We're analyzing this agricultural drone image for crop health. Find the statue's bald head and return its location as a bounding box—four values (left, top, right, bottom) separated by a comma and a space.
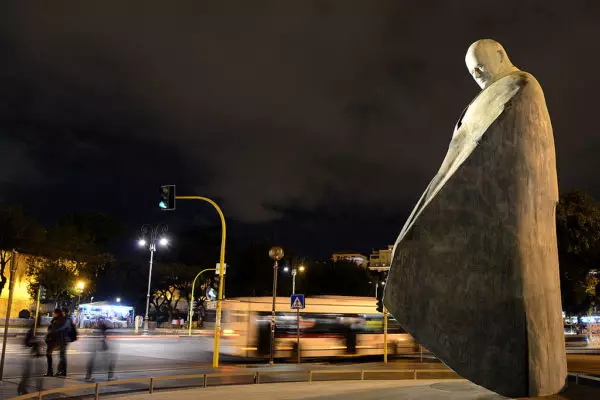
465, 39, 518, 89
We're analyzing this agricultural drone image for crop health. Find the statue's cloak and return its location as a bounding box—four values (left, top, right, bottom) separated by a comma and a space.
383, 71, 567, 397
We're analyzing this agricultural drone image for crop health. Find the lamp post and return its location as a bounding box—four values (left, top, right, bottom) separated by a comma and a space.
76, 281, 85, 311
268, 246, 284, 366
138, 224, 168, 334
284, 264, 305, 363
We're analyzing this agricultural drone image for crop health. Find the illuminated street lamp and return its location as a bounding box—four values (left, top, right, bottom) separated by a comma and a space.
116, 297, 121, 303
76, 281, 85, 309
268, 246, 284, 366
138, 224, 169, 334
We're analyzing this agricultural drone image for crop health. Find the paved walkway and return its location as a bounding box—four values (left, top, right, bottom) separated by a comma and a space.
107, 380, 600, 400
110, 380, 507, 400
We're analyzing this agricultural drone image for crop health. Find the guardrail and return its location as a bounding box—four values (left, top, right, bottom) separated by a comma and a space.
11, 370, 599, 399
9, 368, 459, 399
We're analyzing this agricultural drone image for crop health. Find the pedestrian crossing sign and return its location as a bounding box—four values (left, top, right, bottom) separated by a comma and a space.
290, 294, 305, 309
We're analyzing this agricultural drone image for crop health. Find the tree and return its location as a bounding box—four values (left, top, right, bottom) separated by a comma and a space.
24, 211, 120, 308
0, 205, 45, 296
41, 212, 118, 295
26, 257, 77, 308
150, 262, 196, 322
556, 190, 600, 316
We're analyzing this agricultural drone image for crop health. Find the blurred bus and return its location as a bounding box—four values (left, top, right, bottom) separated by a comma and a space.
219, 296, 420, 360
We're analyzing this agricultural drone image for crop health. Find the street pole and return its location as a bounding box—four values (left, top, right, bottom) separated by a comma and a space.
176, 196, 227, 368
188, 268, 216, 337
268, 247, 284, 367
143, 243, 155, 334
33, 285, 41, 336
292, 268, 300, 363
270, 259, 279, 366
383, 306, 388, 364
0, 250, 17, 380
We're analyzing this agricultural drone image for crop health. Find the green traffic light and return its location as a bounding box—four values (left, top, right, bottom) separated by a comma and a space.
159, 201, 167, 209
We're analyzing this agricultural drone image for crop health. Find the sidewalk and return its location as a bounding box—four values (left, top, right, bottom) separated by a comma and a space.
103, 380, 600, 400
108, 380, 502, 400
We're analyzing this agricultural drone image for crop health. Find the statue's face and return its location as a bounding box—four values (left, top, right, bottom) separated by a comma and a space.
465, 40, 515, 89
467, 61, 493, 89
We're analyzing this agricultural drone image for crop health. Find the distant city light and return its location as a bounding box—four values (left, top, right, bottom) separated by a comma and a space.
299, 265, 306, 272
138, 239, 147, 247
159, 237, 169, 246
283, 266, 289, 272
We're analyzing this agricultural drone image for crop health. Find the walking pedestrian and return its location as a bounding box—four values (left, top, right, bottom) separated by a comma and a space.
85, 319, 115, 381
45, 308, 68, 376
17, 318, 43, 395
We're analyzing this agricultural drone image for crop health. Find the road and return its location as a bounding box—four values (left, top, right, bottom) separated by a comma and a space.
0, 335, 599, 398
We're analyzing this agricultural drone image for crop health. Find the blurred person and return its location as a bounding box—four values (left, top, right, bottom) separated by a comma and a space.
45, 308, 68, 376
17, 317, 43, 395
85, 319, 115, 381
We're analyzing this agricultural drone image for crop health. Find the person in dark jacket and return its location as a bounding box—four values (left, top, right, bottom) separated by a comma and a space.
46, 308, 69, 376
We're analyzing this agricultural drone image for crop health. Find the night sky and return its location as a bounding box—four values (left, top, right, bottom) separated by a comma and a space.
1, 1, 599, 259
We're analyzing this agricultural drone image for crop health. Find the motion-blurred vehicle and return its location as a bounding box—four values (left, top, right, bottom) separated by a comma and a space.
564, 334, 589, 347
219, 296, 421, 360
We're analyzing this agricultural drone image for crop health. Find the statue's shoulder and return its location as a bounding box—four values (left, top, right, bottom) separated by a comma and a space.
504, 71, 544, 96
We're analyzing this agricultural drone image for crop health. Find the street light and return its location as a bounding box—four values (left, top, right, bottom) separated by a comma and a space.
116, 297, 121, 303
138, 223, 168, 334
268, 246, 284, 366
284, 264, 306, 363
76, 281, 85, 309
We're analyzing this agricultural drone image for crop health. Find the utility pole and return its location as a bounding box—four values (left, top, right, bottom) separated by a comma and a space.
138, 224, 169, 334
0, 250, 17, 380
268, 247, 284, 366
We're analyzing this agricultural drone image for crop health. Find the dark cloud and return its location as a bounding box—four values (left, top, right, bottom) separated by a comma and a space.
1, 1, 600, 255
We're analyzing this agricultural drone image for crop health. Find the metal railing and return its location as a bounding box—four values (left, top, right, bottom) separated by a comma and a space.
10, 370, 599, 399
10, 368, 459, 399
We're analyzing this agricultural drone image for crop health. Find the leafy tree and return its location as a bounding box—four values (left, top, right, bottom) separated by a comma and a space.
150, 262, 196, 322
0, 205, 45, 296
26, 257, 77, 308
556, 190, 600, 316
25, 211, 120, 307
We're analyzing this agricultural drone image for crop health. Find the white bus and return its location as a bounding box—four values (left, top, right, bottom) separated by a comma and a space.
219, 296, 419, 360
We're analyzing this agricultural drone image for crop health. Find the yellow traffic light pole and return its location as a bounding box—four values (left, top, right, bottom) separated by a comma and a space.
176, 196, 227, 368
188, 268, 216, 337
383, 306, 388, 363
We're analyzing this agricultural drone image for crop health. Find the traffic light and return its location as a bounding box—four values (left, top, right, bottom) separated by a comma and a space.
40, 286, 47, 301
159, 185, 176, 210
376, 298, 384, 313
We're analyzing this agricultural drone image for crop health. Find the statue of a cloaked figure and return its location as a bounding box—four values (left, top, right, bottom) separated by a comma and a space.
383, 39, 567, 398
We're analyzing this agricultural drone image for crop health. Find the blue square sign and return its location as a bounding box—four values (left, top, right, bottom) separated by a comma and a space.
290, 294, 305, 309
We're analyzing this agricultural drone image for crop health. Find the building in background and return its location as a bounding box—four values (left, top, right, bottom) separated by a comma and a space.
368, 245, 394, 272
331, 251, 368, 267
0, 251, 34, 318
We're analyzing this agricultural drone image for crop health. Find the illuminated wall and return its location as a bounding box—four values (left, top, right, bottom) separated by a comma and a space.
0, 251, 35, 318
